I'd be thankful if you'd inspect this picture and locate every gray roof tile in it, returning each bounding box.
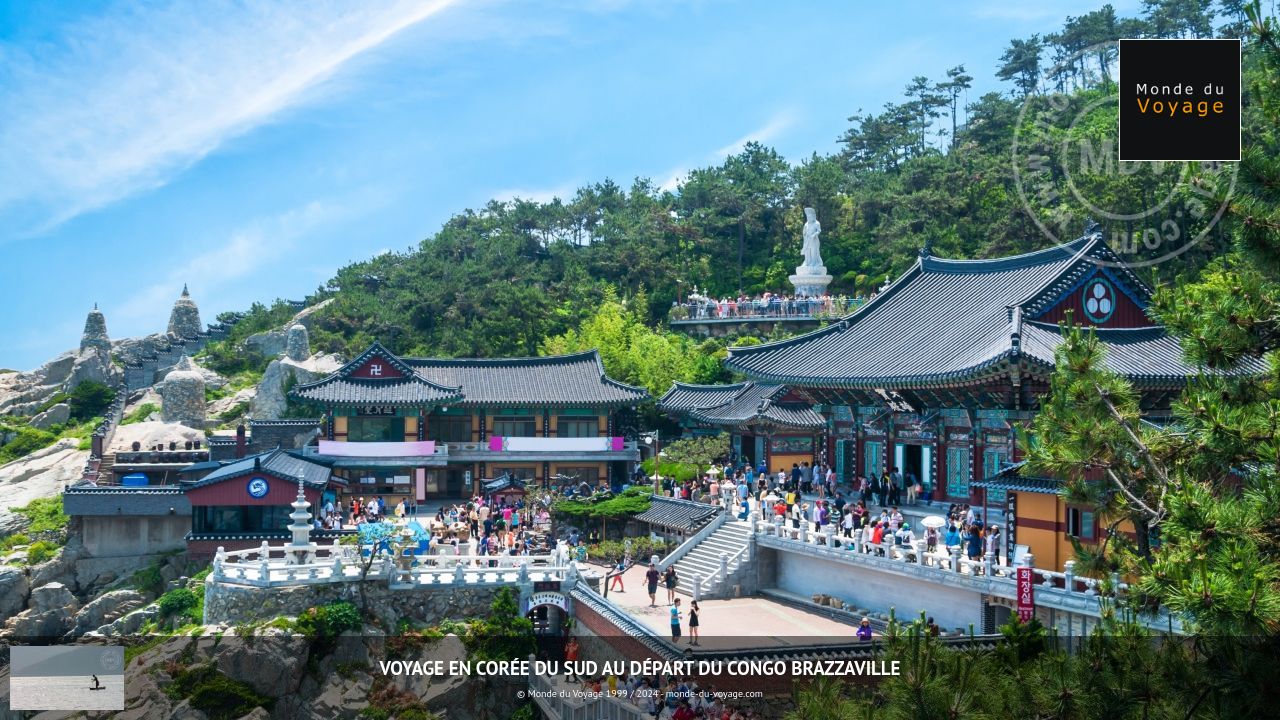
[726,235,1245,388]
[182,449,334,490]
[634,496,721,529]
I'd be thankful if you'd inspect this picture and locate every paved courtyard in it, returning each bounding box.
[600,565,869,651]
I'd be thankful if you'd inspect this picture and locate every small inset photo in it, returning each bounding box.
[9,645,125,711]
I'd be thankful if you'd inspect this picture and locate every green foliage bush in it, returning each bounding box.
[9,497,67,533]
[461,587,535,662]
[0,533,31,551]
[157,588,198,617]
[295,601,362,640]
[0,426,57,464]
[589,536,668,563]
[121,402,159,425]
[166,664,271,720]
[24,540,58,565]
[66,380,116,421]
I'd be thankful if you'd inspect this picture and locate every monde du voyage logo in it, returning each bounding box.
[1119,38,1241,161]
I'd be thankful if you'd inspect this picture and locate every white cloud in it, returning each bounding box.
[658,109,796,192]
[0,0,461,234]
[114,199,357,328]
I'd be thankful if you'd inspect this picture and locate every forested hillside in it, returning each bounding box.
[207,1,1265,394]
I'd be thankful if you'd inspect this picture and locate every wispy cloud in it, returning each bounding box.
[0,0,461,235]
[114,198,362,329]
[658,108,796,191]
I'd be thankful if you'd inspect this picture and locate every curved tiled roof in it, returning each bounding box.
[1018,322,1266,381]
[633,496,721,529]
[725,235,1228,388]
[657,382,749,412]
[292,343,649,409]
[182,449,335,490]
[405,350,649,408]
[292,342,462,406]
[686,383,826,430]
[292,377,461,405]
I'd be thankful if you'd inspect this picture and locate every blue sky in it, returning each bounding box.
[0,0,1137,371]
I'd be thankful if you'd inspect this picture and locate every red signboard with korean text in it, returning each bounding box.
[1016,567,1035,622]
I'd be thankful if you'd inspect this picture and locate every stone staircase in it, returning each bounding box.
[671,521,753,599]
[97,453,116,480]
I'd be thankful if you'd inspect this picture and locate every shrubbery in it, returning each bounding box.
[0,426,57,464]
[166,664,271,720]
[10,496,67,533]
[24,540,58,565]
[295,601,362,640]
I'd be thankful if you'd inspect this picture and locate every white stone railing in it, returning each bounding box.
[689,540,751,601]
[658,510,726,570]
[211,539,580,589]
[757,516,1127,601]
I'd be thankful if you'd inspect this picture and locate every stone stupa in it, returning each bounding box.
[167,284,202,339]
[160,355,206,429]
[80,303,112,354]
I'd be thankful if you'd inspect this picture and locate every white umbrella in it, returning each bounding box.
[706,467,720,476]
[921,515,947,529]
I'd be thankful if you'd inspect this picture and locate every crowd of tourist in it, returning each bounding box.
[671,292,866,320]
[657,460,1006,572]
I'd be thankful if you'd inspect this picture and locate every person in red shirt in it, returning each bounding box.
[672,700,696,720]
[773,500,786,517]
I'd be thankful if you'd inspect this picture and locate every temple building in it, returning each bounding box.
[287,342,649,503]
[724,232,1248,569]
[181,449,344,557]
[658,381,826,472]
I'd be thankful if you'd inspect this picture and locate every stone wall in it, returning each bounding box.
[204,580,510,628]
[767,547,986,632]
[81,516,189,558]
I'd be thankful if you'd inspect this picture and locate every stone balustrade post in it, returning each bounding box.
[799,525,808,543]
[692,574,702,602]
[719,553,729,580]
[914,539,928,566]
[823,525,836,548]
[519,561,529,583]
[258,556,270,586]
[259,540,271,561]
[213,547,226,579]
[1063,560,1076,593]
[981,551,993,576]
[331,554,343,580]
[950,546,963,574]
[454,562,466,584]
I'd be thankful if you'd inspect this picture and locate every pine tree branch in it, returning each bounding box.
[1105,467,1164,525]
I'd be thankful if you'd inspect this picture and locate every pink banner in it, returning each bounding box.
[317,440,436,457]
[485,437,626,452]
[1016,567,1035,622]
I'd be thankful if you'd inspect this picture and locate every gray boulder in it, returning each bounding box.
[250,354,341,420]
[28,402,70,429]
[73,589,147,637]
[30,581,78,613]
[0,566,30,622]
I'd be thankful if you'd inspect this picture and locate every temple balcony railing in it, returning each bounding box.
[668,297,866,324]
[751,517,1180,631]
[210,539,586,588]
